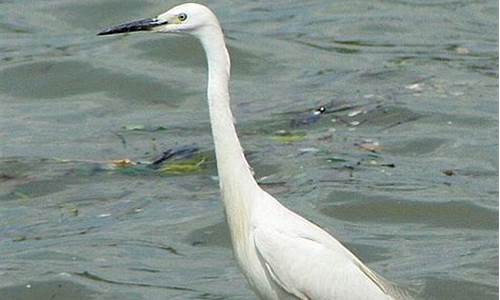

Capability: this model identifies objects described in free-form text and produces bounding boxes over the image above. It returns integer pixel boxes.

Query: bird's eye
[178,13,187,21]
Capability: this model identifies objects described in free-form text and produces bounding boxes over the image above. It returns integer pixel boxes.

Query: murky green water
[0,0,498,299]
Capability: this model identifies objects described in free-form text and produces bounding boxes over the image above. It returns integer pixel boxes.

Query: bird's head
[98,3,219,37]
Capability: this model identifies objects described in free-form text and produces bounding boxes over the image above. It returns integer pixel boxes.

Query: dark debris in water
[12,226,99,243]
[150,144,199,168]
[103,239,183,256]
[0,144,210,186]
[326,151,397,178]
[287,103,368,128]
[283,98,423,132]
[0,173,16,181]
[290,105,327,127]
[121,124,168,132]
[75,144,207,176]
[442,169,456,176]
[326,156,348,163]
[73,271,195,292]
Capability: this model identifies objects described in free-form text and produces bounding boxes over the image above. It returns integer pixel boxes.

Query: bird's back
[247,189,406,300]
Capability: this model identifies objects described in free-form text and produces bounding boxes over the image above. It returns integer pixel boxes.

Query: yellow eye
[178,13,187,22]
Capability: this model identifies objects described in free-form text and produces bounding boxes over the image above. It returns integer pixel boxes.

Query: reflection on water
[0,0,498,299]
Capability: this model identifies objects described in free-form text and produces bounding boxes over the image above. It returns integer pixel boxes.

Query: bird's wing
[253,225,395,300]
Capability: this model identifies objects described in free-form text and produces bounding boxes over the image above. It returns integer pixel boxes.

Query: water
[0,0,497,299]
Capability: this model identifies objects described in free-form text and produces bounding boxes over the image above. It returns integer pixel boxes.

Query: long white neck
[197,25,260,237]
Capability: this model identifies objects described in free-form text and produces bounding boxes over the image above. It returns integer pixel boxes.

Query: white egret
[99,3,409,299]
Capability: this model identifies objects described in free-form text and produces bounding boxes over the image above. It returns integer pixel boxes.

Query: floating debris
[356,140,382,153]
[327,157,347,163]
[160,156,206,175]
[285,102,370,129]
[61,204,80,217]
[150,144,199,168]
[347,110,363,117]
[443,169,456,176]
[380,163,395,168]
[366,160,395,168]
[48,144,205,176]
[405,83,424,92]
[69,207,79,217]
[455,47,470,55]
[315,106,326,115]
[298,147,320,154]
[123,124,145,131]
[122,124,167,132]
[290,105,327,127]
[271,130,306,144]
[328,103,360,113]
[111,159,136,169]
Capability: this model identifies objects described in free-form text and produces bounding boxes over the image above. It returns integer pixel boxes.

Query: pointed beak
[97,18,167,35]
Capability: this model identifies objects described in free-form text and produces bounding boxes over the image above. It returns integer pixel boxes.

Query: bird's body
[99,4,406,299]
[226,188,397,300]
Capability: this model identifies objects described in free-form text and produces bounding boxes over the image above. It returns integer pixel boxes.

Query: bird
[98,3,409,300]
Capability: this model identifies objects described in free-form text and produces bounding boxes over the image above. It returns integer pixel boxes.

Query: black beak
[97,18,167,35]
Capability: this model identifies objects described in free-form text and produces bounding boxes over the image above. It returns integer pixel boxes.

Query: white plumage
[99,3,408,299]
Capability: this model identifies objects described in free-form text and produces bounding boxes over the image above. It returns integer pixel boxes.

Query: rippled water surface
[0,0,498,299]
